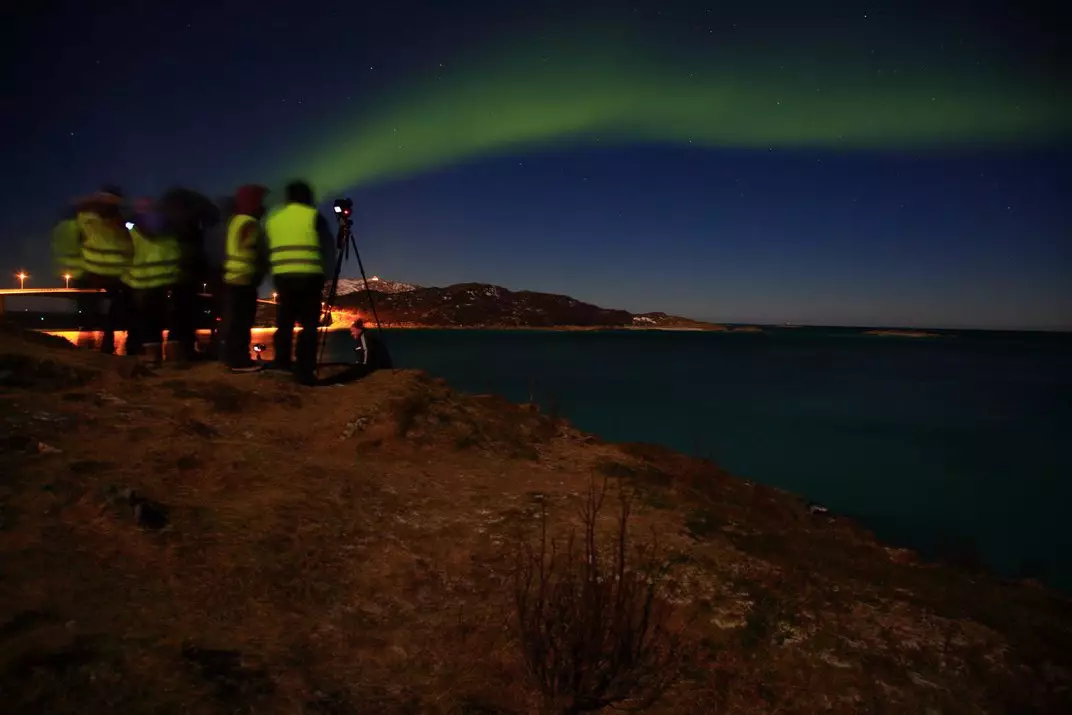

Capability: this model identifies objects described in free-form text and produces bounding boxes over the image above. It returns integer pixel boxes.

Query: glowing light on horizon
[16,271,28,289]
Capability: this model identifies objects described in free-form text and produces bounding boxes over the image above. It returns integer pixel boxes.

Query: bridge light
[16,271,28,289]
[63,273,72,288]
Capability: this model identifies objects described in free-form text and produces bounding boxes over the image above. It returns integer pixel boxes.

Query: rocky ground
[1,323,1070,714]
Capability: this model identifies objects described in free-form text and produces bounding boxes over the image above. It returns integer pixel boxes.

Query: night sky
[4,1,1069,329]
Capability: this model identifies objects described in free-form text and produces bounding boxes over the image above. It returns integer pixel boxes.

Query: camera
[332,198,353,218]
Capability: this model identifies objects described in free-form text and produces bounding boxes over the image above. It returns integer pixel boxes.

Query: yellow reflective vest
[77,211,133,277]
[224,214,260,285]
[52,218,85,280]
[264,204,324,276]
[123,226,182,290]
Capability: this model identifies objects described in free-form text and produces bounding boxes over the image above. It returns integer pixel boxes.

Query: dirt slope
[1,325,1070,714]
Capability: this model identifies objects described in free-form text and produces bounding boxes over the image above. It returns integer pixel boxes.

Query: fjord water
[325,327,1072,589]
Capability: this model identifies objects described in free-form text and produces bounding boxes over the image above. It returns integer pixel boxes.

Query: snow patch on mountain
[333,276,419,295]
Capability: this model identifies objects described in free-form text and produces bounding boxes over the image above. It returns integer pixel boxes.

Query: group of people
[52,180,388,386]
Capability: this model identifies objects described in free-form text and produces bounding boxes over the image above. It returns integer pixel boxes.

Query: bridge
[0,287,277,314]
[0,288,105,295]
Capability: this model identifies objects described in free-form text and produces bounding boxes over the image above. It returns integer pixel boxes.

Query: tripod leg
[350,233,385,331]
[316,244,347,376]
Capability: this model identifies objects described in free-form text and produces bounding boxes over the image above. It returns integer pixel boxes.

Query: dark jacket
[204,196,234,276]
[354,328,392,369]
[159,187,220,284]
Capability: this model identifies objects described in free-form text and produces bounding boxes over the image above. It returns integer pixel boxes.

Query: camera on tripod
[332,198,353,220]
[318,195,385,377]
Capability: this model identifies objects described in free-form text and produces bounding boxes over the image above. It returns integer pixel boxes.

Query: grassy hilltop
[1,322,1070,714]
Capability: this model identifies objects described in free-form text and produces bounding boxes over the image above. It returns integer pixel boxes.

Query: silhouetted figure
[206,195,235,282]
[206,194,236,356]
[159,187,220,361]
[351,319,392,371]
[263,180,331,385]
[222,185,269,372]
[74,186,133,354]
[311,319,392,386]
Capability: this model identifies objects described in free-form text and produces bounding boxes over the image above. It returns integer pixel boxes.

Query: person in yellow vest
[123,198,182,365]
[52,207,84,284]
[222,184,269,373]
[74,186,134,354]
[263,180,333,385]
[51,207,92,326]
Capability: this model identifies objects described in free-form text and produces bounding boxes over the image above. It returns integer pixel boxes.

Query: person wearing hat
[74,186,134,354]
[221,184,270,372]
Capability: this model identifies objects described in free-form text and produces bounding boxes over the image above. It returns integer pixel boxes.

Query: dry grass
[513,477,690,714]
[2,324,1072,714]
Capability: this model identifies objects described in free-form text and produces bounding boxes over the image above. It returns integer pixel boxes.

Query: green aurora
[258,32,1070,198]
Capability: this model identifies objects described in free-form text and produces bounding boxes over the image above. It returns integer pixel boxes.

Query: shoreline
[252,322,741,332]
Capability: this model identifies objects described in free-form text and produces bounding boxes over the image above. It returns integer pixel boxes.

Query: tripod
[316,208,384,377]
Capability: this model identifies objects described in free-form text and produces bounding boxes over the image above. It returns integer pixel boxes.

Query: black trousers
[223,284,258,368]
[80,273,131,355]
[69,276,95,331]
[207,275,227,360]
[169,281,199,360]
[273,273,323,378]
[134,286,171,351]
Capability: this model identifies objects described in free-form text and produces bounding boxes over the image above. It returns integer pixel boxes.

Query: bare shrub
[513,477,690,714]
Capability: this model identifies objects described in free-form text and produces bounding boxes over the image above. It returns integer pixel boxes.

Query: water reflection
[42,327,341,363]
[43,329,227,356]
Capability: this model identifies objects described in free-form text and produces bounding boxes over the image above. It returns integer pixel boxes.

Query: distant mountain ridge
[327,278,717,329]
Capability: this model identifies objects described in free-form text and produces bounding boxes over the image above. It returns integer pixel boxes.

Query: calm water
[42,325,1072,589]
[325,327,1072,589]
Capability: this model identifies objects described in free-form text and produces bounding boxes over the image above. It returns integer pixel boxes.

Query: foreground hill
[327,282,719,329]
[1,323,1070,714]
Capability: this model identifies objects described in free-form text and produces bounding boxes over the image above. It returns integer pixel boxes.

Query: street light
[272,292,278,302]
[16,271,28,289]
[63,273,72,289]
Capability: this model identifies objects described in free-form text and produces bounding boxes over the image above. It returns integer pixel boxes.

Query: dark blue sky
[3,0,1069,329]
